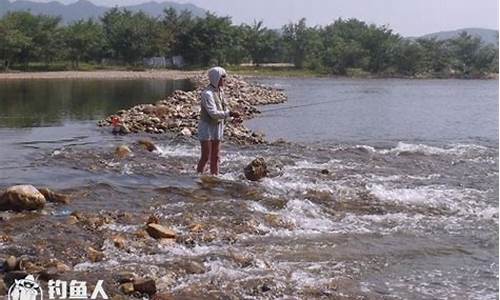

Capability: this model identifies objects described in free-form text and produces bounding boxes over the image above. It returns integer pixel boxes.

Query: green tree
[416,38,451,74]
[241,21,284,65]
[64,19,106,68]
[0,17,31,69]
[102,8,161,64]
[391,41,424,76]
[448,31,482,75]
[321,19,370,74]
[160,8,196,57]
[360,24,400,73]
[177,12,234,66]
[282,18,316,68]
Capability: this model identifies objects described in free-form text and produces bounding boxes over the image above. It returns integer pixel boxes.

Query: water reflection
[0,79,193,127]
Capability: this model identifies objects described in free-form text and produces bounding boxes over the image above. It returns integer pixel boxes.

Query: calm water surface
[0,78,497,299]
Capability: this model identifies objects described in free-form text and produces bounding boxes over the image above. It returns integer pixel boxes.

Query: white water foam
[156,144,198,158]
[378,142,488,156]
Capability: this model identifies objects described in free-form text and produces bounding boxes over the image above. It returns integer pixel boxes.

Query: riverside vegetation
[0,9,498,78]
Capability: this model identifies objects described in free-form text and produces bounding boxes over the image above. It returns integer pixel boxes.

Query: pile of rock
[98,75,287,144]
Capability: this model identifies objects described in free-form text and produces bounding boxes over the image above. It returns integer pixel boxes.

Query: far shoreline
[0,69,497,81]
[0,70,203,81]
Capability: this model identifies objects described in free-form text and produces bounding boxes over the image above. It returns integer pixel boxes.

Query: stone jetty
[97,75,287,144]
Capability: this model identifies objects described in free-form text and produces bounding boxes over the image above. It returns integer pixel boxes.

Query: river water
[0,78,498,299]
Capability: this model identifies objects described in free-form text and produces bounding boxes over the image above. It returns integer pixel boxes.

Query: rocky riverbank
[97,75,287,144]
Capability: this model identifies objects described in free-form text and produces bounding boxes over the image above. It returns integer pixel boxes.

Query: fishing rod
[260,95,364,113]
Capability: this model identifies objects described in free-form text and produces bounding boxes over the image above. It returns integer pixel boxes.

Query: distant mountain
[0,0,206,23]
[419,28,499,46]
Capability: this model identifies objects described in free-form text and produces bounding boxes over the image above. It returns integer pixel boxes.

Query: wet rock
[3,271,28,287]
[115,145,132,159]
[0,234,12,243]
[66,215,79,225]
[138,140,158,152]
[0,185,46,211]
[180,127,192,136]
[189,223,204,233]
[0,276,6,295]
[20,261,43,274]
[134,229,148,239]
[146,224,176,240]
[176,260,206,275]
[4,256,18,271]
[39,267,59,281]
[152,293,174,300]
[114,272,137,284]
[37,188,70,204]
[87,247,104,262]
[112,124,131,135]
[133,278,157,295]
[120,282,135,295]
[50,261,71,273]
[244,158,268,181]
[146,214,160,224]
[320,169,330,175]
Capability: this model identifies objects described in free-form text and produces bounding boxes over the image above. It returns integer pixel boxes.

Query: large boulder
[0,185,46,211]
[244,158,268,181]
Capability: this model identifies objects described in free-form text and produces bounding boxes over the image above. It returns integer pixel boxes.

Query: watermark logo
[8,275,43,300]
[8,275,108,300]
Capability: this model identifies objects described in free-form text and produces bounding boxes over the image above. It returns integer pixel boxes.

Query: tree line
[0,8,498,76]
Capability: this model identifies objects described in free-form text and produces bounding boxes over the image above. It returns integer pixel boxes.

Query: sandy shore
[0,70,204,80]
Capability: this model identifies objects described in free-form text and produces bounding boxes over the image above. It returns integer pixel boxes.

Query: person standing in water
[197,67,240,175]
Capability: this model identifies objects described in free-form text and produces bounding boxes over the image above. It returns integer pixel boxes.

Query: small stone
[37,188,70,204]
[189,223,204,233]
[120,282,135,295]
[133,278,157,295]
[87,247,104,263]
[180,128,192,136]
[320,169,330,175]
[0,185,46,211]
[115,145,132,159]
[146,224,176,240]
[112,235,126,249]
[0,234,12,243]
[66,215,79,225]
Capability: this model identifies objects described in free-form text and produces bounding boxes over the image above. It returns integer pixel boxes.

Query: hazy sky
[28,0,498,36]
